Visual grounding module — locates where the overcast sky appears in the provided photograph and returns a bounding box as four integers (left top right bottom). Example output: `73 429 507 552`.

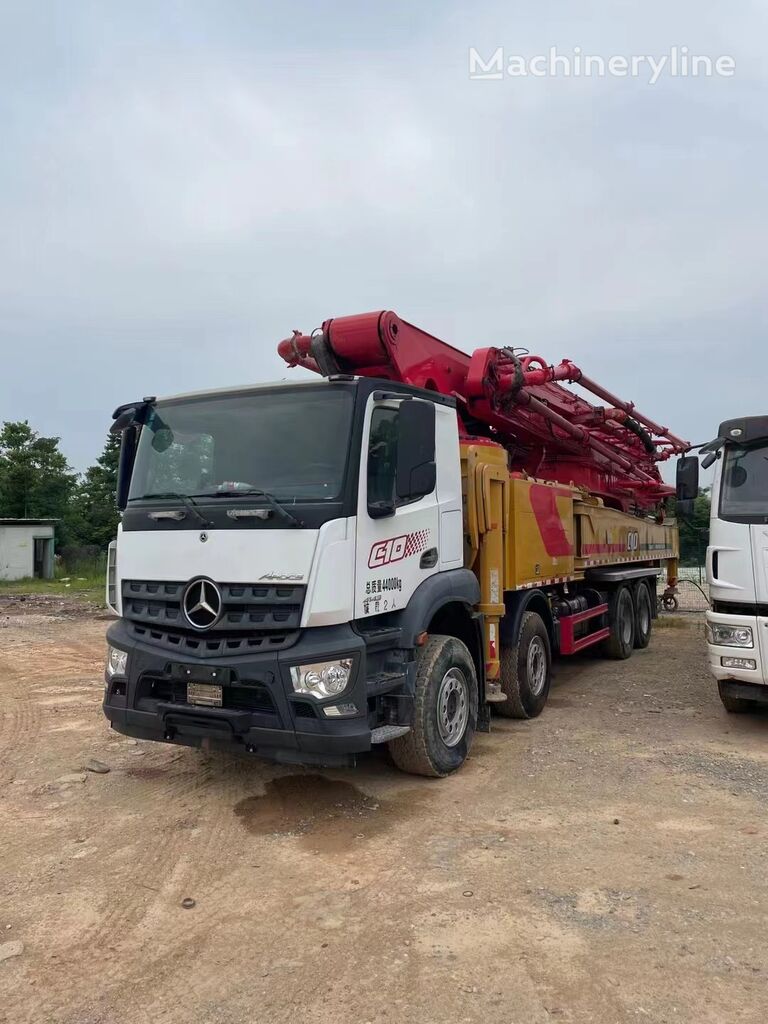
1 1 765 482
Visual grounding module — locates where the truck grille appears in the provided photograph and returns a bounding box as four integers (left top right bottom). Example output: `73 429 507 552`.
121 580 306 634
127 622 299 658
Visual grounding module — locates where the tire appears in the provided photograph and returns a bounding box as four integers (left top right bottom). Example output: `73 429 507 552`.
602 585 635 659
495 611 552 719
633 581 653 649
388 635 478 778
718 681 753 714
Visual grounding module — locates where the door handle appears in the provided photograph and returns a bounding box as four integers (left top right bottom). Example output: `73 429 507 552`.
420 547 438 569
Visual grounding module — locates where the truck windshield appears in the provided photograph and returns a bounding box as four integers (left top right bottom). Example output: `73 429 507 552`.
128 388 354 503
720 442 768 521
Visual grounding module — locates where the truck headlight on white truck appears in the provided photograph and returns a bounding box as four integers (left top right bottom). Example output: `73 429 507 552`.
290 659 354 699
106 646 128 677
706 623 754 648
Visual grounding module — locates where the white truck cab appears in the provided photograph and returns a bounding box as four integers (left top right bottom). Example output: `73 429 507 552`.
685 416 768 711
103 376 479 774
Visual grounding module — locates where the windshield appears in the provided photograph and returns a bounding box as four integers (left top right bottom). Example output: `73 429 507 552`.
720 442 768 520
128 387 354 503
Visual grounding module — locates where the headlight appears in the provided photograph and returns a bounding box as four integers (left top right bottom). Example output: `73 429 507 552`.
106 646 128 677
721 656 757 670
706 623 754 648
290 658 353 699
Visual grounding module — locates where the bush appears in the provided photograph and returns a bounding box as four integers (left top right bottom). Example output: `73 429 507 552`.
57 546 107 578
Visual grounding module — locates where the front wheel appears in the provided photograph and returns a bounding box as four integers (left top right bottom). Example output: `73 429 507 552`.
495 611 552 719
388 635 478 777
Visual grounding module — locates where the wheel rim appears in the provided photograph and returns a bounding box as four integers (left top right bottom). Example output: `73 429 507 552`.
527 636 548 697
436 667 470 747
620 595 633 645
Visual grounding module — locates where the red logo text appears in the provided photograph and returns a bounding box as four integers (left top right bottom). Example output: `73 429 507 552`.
368 535 409 569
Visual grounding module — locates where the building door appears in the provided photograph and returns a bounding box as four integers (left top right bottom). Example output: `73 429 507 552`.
33 538 53 579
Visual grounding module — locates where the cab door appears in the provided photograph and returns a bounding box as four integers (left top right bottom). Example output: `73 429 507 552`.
355 395 440 619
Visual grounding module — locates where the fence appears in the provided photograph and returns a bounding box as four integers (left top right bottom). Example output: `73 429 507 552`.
656 566 710 613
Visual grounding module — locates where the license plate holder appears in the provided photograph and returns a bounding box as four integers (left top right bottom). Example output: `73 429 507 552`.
186 682 223 707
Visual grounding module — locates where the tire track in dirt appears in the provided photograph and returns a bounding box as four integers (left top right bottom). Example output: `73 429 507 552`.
31 758 273 1023
0 663 42 784
53 755 259 971
134 763 451 1018
0 619 105 784
3 769 224 1024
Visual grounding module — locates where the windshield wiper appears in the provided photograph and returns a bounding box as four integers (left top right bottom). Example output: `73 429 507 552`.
201 488 303 528
130 491 212 528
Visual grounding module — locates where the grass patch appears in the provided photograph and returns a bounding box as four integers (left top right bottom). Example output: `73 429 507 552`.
655 615 699 629
0 574 104 597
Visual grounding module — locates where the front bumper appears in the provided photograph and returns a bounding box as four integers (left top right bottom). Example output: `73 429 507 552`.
103 619 374 767
705 610 768 686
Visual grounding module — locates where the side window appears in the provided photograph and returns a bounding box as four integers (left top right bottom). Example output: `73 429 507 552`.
366 399 437 516
367 406 399 506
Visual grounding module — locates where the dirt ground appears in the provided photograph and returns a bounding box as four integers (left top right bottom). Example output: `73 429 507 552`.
1 600 767 1024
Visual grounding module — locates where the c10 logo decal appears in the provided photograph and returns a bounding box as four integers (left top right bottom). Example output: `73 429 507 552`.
368 529 430 569
627 531 640 552
369 535 408 569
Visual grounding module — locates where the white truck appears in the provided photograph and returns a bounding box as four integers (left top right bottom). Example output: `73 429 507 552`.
680 416 768 710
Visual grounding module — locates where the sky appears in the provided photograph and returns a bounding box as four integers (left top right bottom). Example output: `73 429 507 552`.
0 0 766 483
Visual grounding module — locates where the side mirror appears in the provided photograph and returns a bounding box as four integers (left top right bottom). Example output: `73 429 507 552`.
676 498 695 518
676 455 699 502
396 401 436 502
110 405 138 435
727 464 748 488
408 461 437 499
151 427 174 453
368 499 395 519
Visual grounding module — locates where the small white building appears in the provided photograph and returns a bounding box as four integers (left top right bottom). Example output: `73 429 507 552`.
0 519 57 581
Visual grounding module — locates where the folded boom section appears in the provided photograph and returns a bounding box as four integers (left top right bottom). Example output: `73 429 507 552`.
278 310 689 512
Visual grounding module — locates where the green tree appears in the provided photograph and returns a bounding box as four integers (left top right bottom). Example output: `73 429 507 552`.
0 421 77 525
73 433 121 549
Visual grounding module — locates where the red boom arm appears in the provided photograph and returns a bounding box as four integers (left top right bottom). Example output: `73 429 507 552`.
277 310 689 512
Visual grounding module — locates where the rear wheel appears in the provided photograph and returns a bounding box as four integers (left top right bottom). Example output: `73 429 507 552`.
388 635 478 777
602 585 635 659
495 611 552 719
718 681 754 714
633 581 653 649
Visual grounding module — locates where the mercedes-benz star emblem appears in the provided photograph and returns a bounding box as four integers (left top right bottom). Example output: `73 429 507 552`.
182 578 222 630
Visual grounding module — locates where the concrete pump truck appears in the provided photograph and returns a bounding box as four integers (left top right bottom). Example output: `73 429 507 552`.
103 311 688 776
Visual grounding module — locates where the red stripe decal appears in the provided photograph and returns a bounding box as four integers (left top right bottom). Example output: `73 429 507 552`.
529 484 574 557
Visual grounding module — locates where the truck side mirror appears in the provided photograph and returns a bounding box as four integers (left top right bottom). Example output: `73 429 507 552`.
110 405 138 435
676 455 699 503
396 401 436 503
676 498 695 518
